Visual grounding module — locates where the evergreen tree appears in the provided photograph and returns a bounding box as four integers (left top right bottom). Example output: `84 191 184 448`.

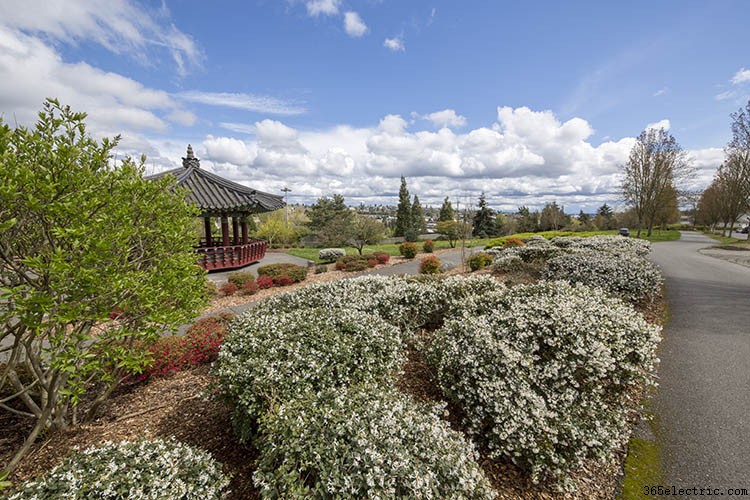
595 203 615 230
438 196 455 221
578 210 592 226
394 176 412 237
472 192 496 238
307 194 350 231
516 206 539 232
411 195 427 235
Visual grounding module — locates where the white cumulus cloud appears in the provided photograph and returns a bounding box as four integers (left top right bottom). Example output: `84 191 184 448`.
384 36 405 52
424 109 467 128
730 68 750 85
344 11 367 37
306 0 340 16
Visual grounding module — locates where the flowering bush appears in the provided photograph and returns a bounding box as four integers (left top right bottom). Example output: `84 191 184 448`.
551 235 651 257
257 263 307 283
427 280 661 484
318 247 346 262
8 438 230 499
218 281 237 296
399 242 418 259
253 385 492 499
422 239 434 253
467 252 494 271
216 308 403 441
419 255 441 274
256 275 274 289
543 250 662 301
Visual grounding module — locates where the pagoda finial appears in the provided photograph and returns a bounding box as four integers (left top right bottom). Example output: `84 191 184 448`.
182 144 200 169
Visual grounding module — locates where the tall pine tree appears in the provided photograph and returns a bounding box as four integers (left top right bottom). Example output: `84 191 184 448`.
411 195 427 235
472 192 496 238
438 196 454 221
394 176 412 237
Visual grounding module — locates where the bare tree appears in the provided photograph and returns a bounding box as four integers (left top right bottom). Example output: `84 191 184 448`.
726 101 750 208
621 128 692 237
714 158 749 236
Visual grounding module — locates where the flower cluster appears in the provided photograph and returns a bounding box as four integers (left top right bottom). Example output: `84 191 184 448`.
8 438 230 499
427 280 661 484
253 385 492 498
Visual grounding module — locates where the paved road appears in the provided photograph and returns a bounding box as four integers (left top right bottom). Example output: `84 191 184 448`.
650 232 750 488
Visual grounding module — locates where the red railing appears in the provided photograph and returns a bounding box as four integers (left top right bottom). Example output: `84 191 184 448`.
195 240 267 271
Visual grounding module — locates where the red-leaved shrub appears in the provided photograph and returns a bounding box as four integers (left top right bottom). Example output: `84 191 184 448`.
256 275 274 289
219 282 238 296
423 240 434 253
399 242 418 259
240 280 259 295
419 255 442 274
503 237 526 248
373 251 390 264
272 274 295 286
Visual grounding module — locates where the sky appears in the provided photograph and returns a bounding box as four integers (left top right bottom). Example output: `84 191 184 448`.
1 0 749 213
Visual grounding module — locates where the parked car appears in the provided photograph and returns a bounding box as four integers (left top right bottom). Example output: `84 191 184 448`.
618 227 630 237
737 226 749 234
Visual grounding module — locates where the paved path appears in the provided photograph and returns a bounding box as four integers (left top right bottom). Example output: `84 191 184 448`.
650 232 750 488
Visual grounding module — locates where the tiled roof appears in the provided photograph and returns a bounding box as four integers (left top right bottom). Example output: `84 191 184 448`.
146 145 285 214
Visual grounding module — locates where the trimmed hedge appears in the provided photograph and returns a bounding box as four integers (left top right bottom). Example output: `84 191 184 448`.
257 263 307 283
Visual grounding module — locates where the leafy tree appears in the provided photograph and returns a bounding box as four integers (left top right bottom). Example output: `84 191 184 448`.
0 100 207 473
539 202 568 231
494 213 507 235
394 176 412 237
516 206 539 232
254 210 305 247
621 127 692 237
436 220 472 248
349 214 386 254
472 193 496 238
411 195 427 235
438 196 455 221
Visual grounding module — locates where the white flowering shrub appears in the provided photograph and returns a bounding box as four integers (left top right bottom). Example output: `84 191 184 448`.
427 281 661 484
8 438 230 499
542 250 662 301
253 385 493 499
318 248 345 261
552 235 651 257
486 244 563 265
216 307 403 441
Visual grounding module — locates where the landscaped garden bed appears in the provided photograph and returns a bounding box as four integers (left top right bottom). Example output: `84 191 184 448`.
1 235 665 498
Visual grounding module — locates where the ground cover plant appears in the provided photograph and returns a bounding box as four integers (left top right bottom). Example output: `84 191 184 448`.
8 438 230 499
256 263 307 283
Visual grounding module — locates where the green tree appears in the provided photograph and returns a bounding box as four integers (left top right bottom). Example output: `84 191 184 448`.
494 213 507 235
516 206 539 232
539 202 568 231
394 176 412 237
306 194 350 231
349 214 386 254
411 195 427 236
594 203 616 230
472 192 496 238
438 196 455 221
254 210 305 247
0 100 207 473
436 220 472 248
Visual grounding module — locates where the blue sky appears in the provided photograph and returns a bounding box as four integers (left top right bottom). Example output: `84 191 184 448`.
1 0 748 211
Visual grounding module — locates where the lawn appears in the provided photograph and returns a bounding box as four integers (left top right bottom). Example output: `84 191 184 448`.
703 231 749 247
635 229 681 242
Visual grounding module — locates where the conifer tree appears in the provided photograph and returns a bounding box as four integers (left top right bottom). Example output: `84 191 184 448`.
438 196 455 221
394 176 412 237
472 192 496 238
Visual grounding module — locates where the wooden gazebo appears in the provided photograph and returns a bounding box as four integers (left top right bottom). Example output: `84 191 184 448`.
148 145 285 271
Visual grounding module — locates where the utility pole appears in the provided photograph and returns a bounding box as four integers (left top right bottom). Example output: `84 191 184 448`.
281 187 291 227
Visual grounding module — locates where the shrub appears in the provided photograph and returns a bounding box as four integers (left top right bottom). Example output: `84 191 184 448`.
467 252 494 271
335 254 378 272
318 248 345 262
8 438 230 499
542 250 662 301
399 242 418 259
227 270 255 287
422 239 434 253
239 280 259 296
345 260 371 272
253 386 493 499
419 255 442 274
271 274 295 287
367 258 378 267
204 280 219 298
137 313 234 379
256 275 274 289
314 264 328 274
373 250 390 264
503 237 526 248
257 263 307 283
553 235 651 257
219 281 238 296
216 308 403 441
427 281 661 484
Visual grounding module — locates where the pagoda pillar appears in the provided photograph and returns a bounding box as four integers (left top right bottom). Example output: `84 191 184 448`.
203 217 212 246
241 216 249 244
221 214 230 246
232 216 239 245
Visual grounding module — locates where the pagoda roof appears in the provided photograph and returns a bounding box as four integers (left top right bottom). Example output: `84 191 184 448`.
147 145 285 215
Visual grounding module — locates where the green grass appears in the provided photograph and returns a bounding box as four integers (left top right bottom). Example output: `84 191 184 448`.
619 437 663 500
635 229 681 242
703 231 745 245
283 239 492 263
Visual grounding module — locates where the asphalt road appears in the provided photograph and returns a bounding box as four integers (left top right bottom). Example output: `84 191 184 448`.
650 232 750 488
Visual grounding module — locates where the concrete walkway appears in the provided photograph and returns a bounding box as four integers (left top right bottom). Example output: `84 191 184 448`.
649 232 750 488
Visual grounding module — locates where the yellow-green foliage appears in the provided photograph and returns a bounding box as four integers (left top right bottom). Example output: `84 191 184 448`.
619 437 663 500
484 231 615 249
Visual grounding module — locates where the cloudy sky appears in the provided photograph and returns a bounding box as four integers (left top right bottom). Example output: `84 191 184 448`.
1 1 748 212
